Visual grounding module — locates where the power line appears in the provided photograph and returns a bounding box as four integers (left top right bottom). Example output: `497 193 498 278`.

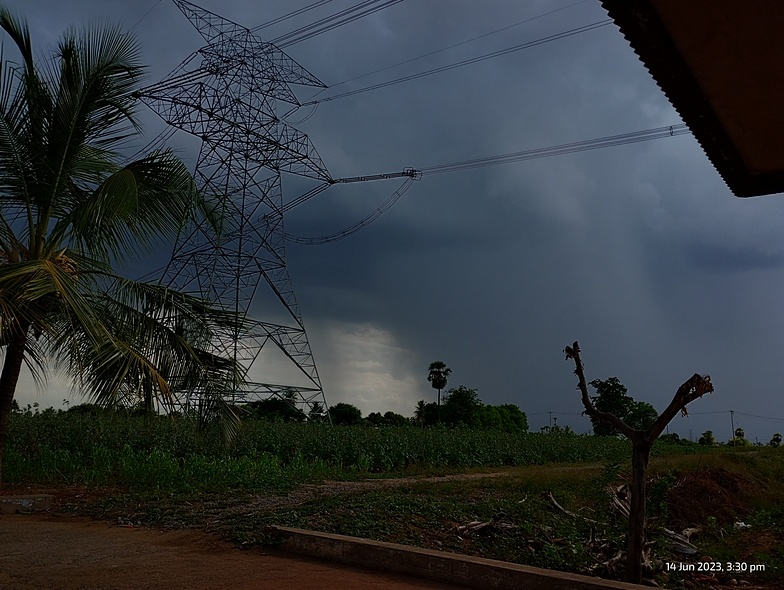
735 411 784 422
285 125 689 245
270 0 382 44
271 0 405 49
315 0 590 95
251 0 338 32
131 0 164 31
420 124 690 175
302 19 612 106
286 177 416 244
688 410 784 422
134 123 690 272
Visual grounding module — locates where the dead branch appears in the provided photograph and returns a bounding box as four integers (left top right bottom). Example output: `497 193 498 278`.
647 373 714 442
543 491 604 525
563 342 634 438
564 340 712 584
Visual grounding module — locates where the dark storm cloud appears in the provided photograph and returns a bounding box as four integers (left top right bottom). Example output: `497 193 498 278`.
8 0 784 440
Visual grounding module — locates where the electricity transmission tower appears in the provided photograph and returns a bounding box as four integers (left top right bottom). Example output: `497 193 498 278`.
136 0 336 419
136 0 418 420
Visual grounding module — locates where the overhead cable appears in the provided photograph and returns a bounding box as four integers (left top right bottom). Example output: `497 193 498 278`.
271 0 405 49
735 411 784 422
131 0 164 31
316 0 590 94
132 123 690 267
419 124 690 175
302 19 612 105
285 125 689 245
286 177 415 244
251 0 338 32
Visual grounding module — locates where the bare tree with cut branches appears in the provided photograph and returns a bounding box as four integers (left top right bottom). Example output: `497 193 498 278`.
564 341 713 584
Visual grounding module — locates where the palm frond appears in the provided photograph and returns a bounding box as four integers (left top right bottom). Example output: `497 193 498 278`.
52 149 197 262
40 274 247 416
0 12 246 441
0 7 33 70
0 257 104 343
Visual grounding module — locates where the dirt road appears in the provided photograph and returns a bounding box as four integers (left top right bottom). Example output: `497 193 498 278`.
0 514 461 590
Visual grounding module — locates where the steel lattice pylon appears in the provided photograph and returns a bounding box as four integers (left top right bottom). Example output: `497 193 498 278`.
137 0 333 419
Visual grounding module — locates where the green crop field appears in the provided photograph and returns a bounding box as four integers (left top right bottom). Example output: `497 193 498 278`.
4 407 783 587
4 407 695 492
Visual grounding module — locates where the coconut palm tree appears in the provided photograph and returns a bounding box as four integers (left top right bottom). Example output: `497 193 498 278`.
0 7 244 483
413 399 427 429
426 361 451 422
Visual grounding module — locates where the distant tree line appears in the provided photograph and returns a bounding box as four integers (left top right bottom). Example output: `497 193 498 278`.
235 385 527 432
413 385 528 431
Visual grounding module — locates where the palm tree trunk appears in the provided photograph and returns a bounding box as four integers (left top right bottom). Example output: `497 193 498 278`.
0 322 29 487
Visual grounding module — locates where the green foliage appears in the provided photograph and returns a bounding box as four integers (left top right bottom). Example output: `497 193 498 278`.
441 385 481 426
657 432 695 446
365 411 409 427
647 473 676 522
416 401 439 426
625 401 658 431
540 423 574 435
769 433 782 447
328 403 363 426
475 404 528 432
1 409 696 490
699 430 717 446
499 404 528 432
420 387 528 432
589 377 658 436
729 428 752 447
242 399 305 423
0 9 244 459
413 400 428 428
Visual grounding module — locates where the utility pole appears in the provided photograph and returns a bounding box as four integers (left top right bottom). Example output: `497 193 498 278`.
730 409 736 446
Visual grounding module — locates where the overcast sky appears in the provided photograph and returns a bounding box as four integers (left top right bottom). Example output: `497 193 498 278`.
7 0 784 443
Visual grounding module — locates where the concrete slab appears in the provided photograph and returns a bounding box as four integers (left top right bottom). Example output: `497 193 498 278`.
270 525 649 590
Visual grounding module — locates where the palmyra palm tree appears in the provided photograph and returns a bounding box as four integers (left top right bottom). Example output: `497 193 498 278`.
0 6 243 483
427 361 451 422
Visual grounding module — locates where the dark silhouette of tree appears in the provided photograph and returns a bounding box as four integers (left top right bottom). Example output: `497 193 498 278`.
731 427 751 446
366 411 409 427
413 400 427 428
308 401 326 421
245 398 305 422
427 361 451 422
626 401 658 431
495 404 528 432
328 402 362 426
441 385 481 426
589 377 657 435
365 411 384 426
564 341 713 584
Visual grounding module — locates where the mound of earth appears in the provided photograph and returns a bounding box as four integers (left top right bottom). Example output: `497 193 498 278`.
666 467 753 529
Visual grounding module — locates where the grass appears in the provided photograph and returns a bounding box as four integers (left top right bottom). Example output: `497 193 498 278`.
5 408 695 491
6 409 783 586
